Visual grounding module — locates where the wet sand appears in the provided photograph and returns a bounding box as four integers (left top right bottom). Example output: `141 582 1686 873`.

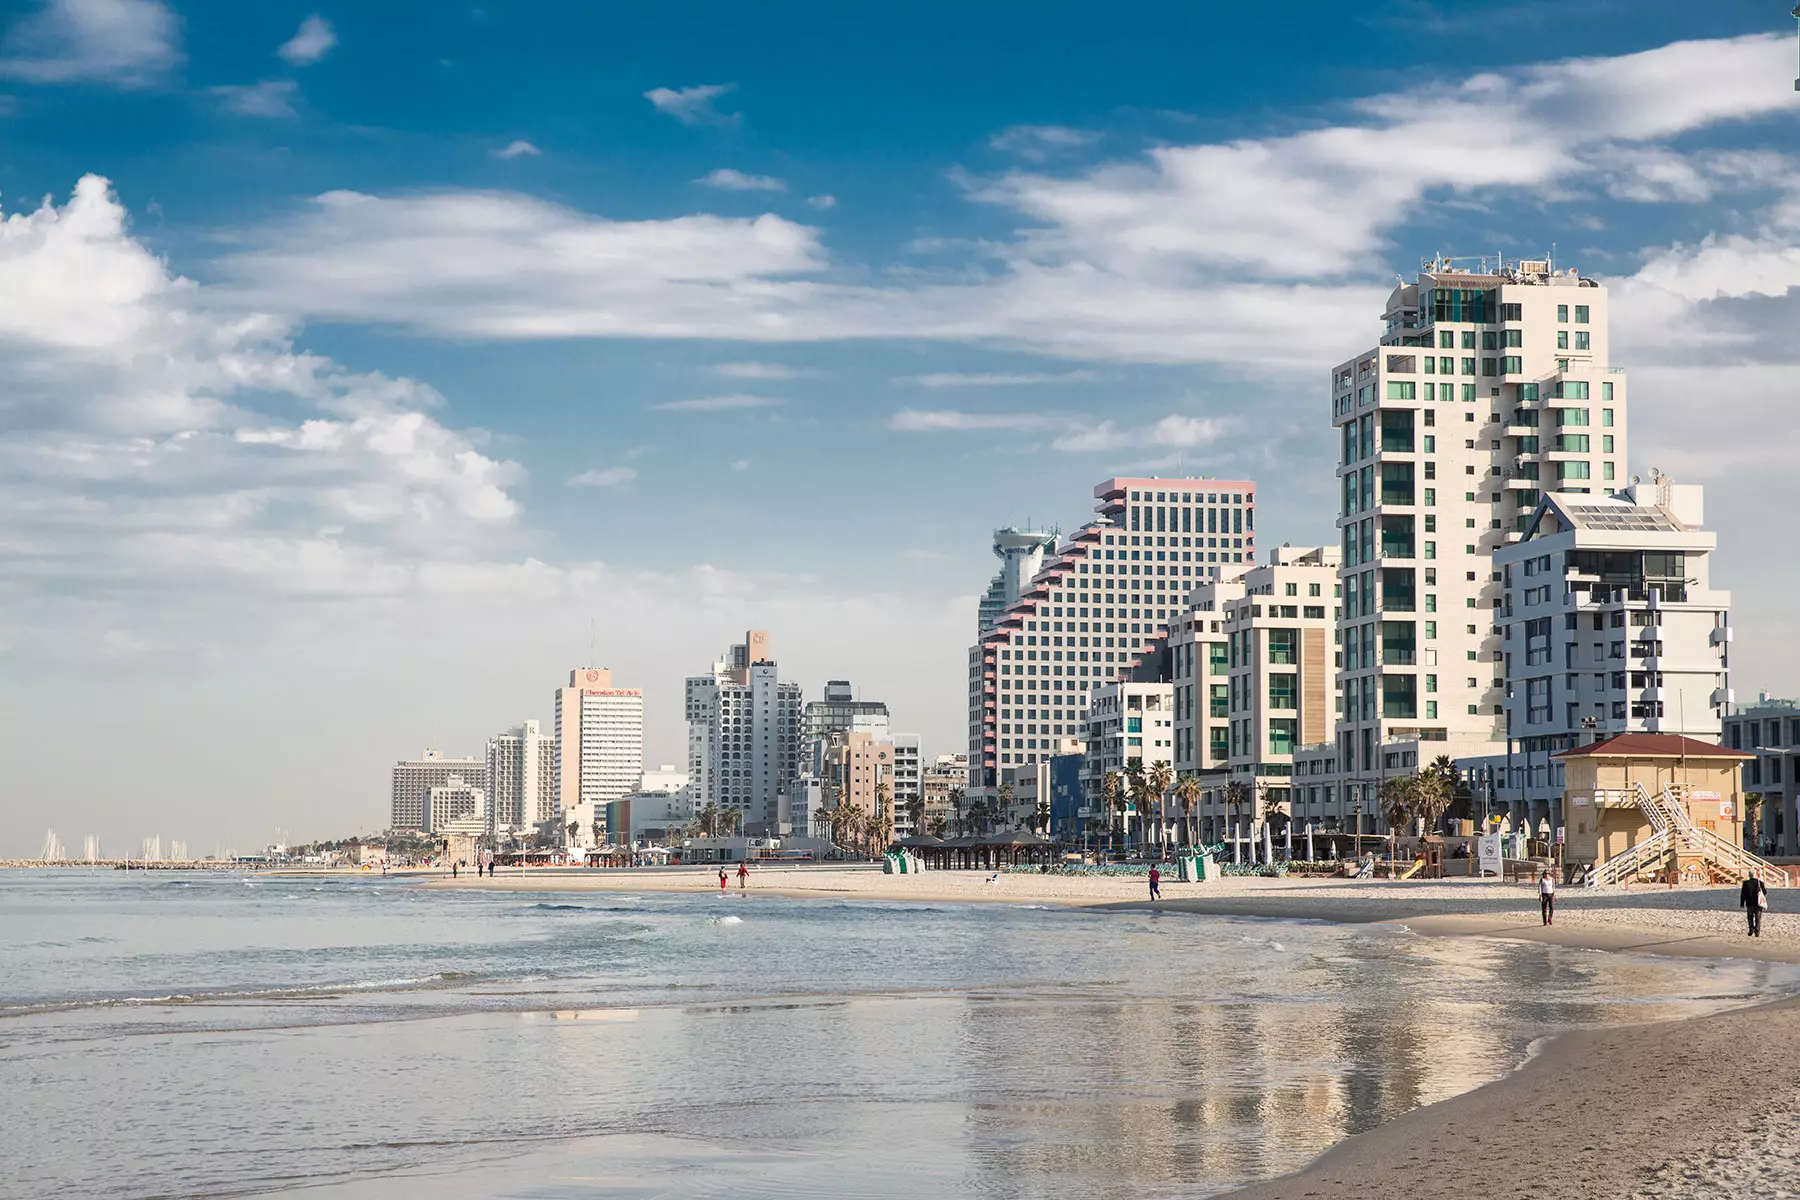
425 865 1800 1197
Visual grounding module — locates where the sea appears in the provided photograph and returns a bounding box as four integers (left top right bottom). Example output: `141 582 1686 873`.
5 868 1796 1200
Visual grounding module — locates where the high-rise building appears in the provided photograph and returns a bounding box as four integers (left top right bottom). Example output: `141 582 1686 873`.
1169 546 1342 843
553 669 645 832
485 719 556 831
1477 477 1730 837
685 631 803 833
800 681 890 764
979 527 1059 636
968 476 1257 791
1331 256 1627 819
891 733 922 837
391 749 486 832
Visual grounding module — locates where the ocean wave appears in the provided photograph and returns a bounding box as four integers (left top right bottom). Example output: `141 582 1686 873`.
0 972 479 1017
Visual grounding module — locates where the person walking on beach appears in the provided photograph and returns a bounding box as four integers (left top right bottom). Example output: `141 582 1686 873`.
452 861 458 879
1741 874 1769 937
719 867 729 892
737 861 749 890
1148 865 1161 902
1538 868 1556 926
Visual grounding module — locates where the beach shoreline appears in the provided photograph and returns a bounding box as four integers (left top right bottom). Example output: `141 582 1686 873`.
417 864 1800 1197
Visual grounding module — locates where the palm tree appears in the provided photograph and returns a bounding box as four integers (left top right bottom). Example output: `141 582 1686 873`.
949 787 966 838
1174 773 1202 849
1147 760 1174 859
925 814 948 838
1744 792 1766 852
905 791 925 835
1222 779 1251 858
874 782 892 843
1116 766 1144 859
1380 774 1417 870
1034 797 1052 837
565 817 580 847
1409 768 1454 840
591 816 605 848
996 782 1015 831
1100 771 1124 855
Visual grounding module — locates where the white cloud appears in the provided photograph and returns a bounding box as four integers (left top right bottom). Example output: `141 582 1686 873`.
707 361 805 380
493 139 541 160
887 409 1059 432
277 14 334 66
990 124 1097 162
649 394 784 413
889 408 1229 453
0 0 179 86
1050 414 1230 453
567 466 636 488
806 194 837 210
0 175 525 617
729 459 750 471
645 82 739 126
898 370 1097 387
696 168 785 192
212 33 1798 373
209 79 298 118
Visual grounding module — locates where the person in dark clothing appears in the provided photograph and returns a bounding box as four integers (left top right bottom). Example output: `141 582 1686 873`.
1741 875 1769 937
1538 869 1556 926
1148 866 1161 901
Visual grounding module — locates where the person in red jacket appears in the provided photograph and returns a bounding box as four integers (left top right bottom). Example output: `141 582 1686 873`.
1148 865 1162 901
737 861 749 889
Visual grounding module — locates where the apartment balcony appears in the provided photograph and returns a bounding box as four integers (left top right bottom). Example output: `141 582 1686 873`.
1503 424 1537 438
1502 475 1540 490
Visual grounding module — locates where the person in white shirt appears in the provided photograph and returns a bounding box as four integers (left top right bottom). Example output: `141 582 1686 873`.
1538 869 1556 926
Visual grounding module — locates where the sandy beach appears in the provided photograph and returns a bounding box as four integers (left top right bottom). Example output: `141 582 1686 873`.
421 864 1800 1197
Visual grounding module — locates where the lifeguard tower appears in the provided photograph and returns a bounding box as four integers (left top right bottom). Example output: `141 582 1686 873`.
1556 733 1786 887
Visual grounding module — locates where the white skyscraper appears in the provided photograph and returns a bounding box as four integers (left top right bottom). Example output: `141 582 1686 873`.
553 669 645 832
1331 256 1627 819
485 719 557 830
685 631 802 833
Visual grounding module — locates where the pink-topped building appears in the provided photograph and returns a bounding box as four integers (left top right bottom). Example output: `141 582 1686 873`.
966 476 1256 792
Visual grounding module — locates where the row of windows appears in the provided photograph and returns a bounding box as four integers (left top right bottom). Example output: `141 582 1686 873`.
1128 505 1249 534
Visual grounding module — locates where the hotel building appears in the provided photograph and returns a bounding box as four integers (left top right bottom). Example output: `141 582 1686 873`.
685 631 803 833
391 749 486 832
1332 257 1627 820
553 669 645 832
485 719 556 830
968 476 1257 792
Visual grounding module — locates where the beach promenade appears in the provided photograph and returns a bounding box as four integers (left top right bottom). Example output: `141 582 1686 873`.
425 865 1800 1198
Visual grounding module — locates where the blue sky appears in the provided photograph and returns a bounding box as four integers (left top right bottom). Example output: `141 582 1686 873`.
1 0 1797 854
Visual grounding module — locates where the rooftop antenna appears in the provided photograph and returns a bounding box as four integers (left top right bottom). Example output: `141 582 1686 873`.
589 616 597 664
1793 4 1800 90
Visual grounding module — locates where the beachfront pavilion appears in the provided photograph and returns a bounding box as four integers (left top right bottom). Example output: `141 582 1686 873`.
915 832 1062 870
